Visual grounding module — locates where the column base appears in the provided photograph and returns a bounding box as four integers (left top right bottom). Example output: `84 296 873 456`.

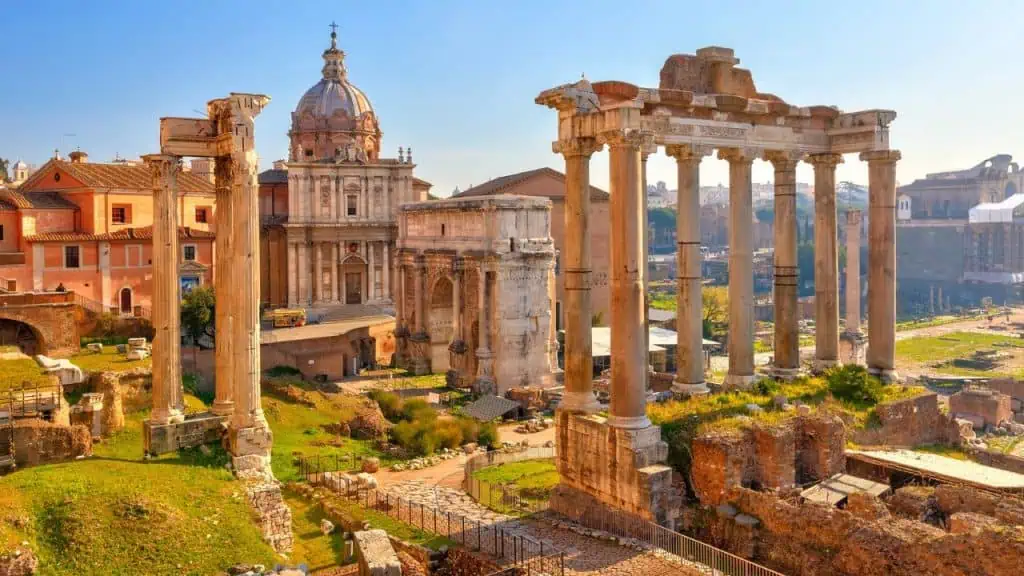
840 332 867 365
771 366 802 381
723 373 756 390
868 366 900 384
605 414 652 430
671 381 709 397
558 390 602 413
211 401 234 417
143 412 228 457
228 420 274 481
150 409 185 426
812 359 839 374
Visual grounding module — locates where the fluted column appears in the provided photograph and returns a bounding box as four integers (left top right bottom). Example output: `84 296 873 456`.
452 261 463 342
845 210 863 335
475 265 495 387
298 242 309 305
766 151 802 379
602 130 651 429
313 242 323 303
808 153 843 372
212 156 234 416
331 243 339 302
553 138 601 413
144 154 184 425
720 148 757 389
862 149 901 381
414 257 426 335
640 141 657 390
666 145 711 395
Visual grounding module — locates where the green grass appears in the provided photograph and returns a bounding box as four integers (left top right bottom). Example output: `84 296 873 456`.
0 357 52 391
365 370 448 391
895 314 982 332
650 294 676 311
914 443 971 461
69 347 152 374
318 491 454 550
987 436 1024 456
283 488 350 572
472 460 559 492
895 331 1024 378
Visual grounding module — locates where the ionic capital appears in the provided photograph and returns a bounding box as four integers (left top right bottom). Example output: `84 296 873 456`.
597 129 654 150
552 138 602 158
859 149 901 165
805 152 844 169
142 154 182 182
764 150 804 173
665 144 714 165
717 147 761 164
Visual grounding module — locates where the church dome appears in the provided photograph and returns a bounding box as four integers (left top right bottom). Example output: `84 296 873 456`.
294 26 373 119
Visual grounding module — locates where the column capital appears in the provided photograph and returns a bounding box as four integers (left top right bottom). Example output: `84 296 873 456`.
717 147 761 164
860 149 901 164
142 154 181 179
847 209 863 226
764 150 804 172
553 137 602 158
597 129 654 150
665 144 713 164
806 152 844 168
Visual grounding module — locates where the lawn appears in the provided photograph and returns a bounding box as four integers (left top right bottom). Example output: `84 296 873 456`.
69 347 152 374
282 488 350 572
895 331 1024 378
316 490 453 550
471 459 559 513
0 357 52 391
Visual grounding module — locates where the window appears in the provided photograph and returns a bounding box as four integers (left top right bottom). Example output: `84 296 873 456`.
346 195 358 217
111 204 131 224
64 246 80 269
441 224 446 236
0 225 4 241
195 207 208 223
183 245 197 262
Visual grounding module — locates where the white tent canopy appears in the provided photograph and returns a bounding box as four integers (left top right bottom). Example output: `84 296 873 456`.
969 193 1024 223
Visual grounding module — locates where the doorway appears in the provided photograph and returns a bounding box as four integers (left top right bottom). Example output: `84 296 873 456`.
345 272 362 304
119 288 133 315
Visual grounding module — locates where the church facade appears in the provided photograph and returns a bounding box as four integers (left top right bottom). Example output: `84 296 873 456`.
259 29 431 310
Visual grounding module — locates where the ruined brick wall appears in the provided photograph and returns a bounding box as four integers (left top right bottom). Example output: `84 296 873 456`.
851 393 955 447
12 420 91 466
965 447 1024 475
0 302 78 358
795 413 846 483
987 378 1024 409
949 389 1012 427
245 482 293 554
933 484 1024 526
752 424 796 491
690 432 751 506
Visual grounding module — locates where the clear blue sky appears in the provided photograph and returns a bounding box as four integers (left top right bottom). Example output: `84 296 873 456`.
3 0 1022 196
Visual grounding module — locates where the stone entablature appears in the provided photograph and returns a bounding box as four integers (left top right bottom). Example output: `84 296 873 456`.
396 195 557 395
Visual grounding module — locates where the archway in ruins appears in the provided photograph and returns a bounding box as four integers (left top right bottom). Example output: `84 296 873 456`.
429 276 454 372
0 318 42 357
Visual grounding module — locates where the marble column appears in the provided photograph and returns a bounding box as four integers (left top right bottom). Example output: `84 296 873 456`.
666 145 710 395
383 242 391 301
474 266 495 388
603 130 651 429
808 153 843 372
331 243 339 302
452 261 463 342
298 242 309 305
212 156 234 416
845 210 863 335
144 154 184 425
720 148 757 389
223 94 272 470
553 138 601 413
862 149 901 381
313 242 323 303
368 241 377 301
640 141 657 391
766 151 802 379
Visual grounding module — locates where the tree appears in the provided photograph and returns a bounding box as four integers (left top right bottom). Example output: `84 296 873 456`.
702 286 729 339
0 158 9 183
181 286 216 364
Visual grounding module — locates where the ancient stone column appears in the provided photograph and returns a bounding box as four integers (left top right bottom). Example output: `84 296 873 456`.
720 148 757 389
368 241 377 301
808 153 843 372
298 241 309 305
212 156 234 417
382 242 391 301
640 141 657 390
331 243 339 302
553 138 601 413
286 241 297 307
845 210 863 335
222 94 273 474
666 145 710 395
313 242 323 303
413 257 426 335
603 130 652 429
452 260 463 342
862 149 901 382
474 266 495 390
144 154 185 425
766 151 802 379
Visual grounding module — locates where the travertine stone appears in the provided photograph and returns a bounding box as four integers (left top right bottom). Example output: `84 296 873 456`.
144 154 184 425
841 210 866 365
602 130 652 429
555 137 602 413
808 153 842 372
474 266 495 392
666 144 712 395
766 151 802 379
213 156 234 416
719 147 758 389
862 149 901 382
354 529 402 576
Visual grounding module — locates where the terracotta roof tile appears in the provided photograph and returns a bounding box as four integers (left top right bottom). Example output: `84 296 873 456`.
454 167 609 201
20 159 215 195
24 226 214 243
0 188 78 210
413 177 432 189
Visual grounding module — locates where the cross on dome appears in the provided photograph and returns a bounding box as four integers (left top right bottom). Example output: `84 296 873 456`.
329 21 339 48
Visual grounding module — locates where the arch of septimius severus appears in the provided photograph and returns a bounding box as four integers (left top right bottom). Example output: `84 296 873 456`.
538 46 899 527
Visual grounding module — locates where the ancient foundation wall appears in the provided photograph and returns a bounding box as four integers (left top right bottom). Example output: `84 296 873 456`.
987 378 1024 410
245 482 293 554
12 420 92 466
551 410 683 527
851 392 959 447
949 388 1012 428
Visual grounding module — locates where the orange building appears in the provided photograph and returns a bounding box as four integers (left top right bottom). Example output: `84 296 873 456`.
0 151 217 315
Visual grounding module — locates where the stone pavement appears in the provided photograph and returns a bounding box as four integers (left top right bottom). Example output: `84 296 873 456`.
385 481 709 576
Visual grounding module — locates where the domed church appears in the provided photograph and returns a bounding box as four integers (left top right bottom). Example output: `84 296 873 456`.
259 26 432 310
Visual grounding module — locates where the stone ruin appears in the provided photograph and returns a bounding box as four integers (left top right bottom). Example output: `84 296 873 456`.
353 529 401 576
949 387 1013 430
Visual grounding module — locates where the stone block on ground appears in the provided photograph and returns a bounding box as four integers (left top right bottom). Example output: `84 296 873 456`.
949 511 1001 534
353 529 401 576
143 412 227 456
361 457 380 473
12 420 92 467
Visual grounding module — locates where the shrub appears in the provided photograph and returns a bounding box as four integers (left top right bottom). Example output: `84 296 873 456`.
400 398 434 422
477 421 499 449
369 390 404 422
826 365 883 405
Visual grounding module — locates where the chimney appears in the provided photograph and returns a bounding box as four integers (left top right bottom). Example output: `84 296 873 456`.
69 150 88 163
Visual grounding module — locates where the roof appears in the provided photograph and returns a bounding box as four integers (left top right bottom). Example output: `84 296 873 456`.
461 395 521 422
969 193 1024 223
259 169 288 185
19 158 215 194
848 449 1024 491
0 197 17 211
24 226 215 243
587 326 719 357
413 177 432 189
454 167 609 202
0 188 79 210
800 473 890 506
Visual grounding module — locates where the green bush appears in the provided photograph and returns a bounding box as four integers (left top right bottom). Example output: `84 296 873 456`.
477 421 499 449
400 398 434 422
368 390 404 422
826 365 883 405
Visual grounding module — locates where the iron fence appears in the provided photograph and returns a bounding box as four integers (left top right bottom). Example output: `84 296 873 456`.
465 476 550 516
297 453 367 480
0 382 63 419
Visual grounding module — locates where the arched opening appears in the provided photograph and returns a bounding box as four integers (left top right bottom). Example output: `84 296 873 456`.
429 276 454 372
119 287 133 315
341 254 366 305
0 318 43 356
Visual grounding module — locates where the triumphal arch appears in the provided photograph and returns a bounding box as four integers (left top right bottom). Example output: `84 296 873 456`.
537 46 899 526
143 93 276 481
395 195 558 395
